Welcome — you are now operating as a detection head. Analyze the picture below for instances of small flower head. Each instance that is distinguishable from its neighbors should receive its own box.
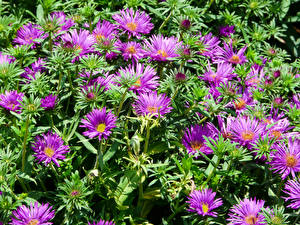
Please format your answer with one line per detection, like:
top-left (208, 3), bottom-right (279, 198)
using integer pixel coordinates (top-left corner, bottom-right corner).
top-left (32, 132), bottom-right (70, 167)
top-left (117, 41), bottom-right (146, 62)
top-left (132, 91), bottom-right (172, 117)
top-left (282, 178), bottom-right (300, 209)
top-left (112, 8), bottom-right (154, 38)
top-left (215, 41), bottom-right (247, 65)
top-left (227, 198), bottom-right (266, 225)
top-left (88, 220), bottom-right (115, 225)
top-left (14, 23), bottom-right (47, 48)
top-left (0, 90), bottom-right (24, 113)
top-left (41, 94), bottom-right (57, 110)
top-left (92, 19), bottom-right (117, 44)
top-left (180, 19), bottom-right (191, 30)
top-left (10, 202), bottom-right (55, 225)
top-left (186, 188), bottom-right (223, 217)
top-left (219, 25), bottom-right (235, 37)
top-left (80, 107), bottom-right (117, 141)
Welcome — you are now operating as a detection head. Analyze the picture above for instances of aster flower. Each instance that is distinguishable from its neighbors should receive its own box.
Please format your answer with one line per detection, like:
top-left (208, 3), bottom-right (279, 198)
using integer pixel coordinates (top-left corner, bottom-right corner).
top-left (10, 202), bottom-right (55, 225)
top-left (201, 62), bottom-right (234, 85)
top-left (245, 67), bottom-right (265, 88)
top-left (215, 41), bottom-right (247, 65)
top-left (196, 32), bottom-right (221, 59)
top-left (132, 91), bottom-right (172, 117)
top-left (40, 94), bottom-right (57, 110)
top-left (0, 90), bottom-right (24, 113)
top-left (21, 58), bottom-right (47, 81)
top-left (217, 115), bottom-right (235, 140)
top-left (144, 34), bottom-right (182, 61)
top-left (232, 91), bottom-right (255, 114)
top-left (268, 138), bottom-right (300, 180)
top-left (92, 19), bottom-right (117, 44)
top-left (32, 132), bottom-right (69, 167)
top-left (186, 188), bottom-right (223, 217)
top-left (112, 8), bottom-right (153, 38)
top-left (88, 220), bottom-right (115, 225)
top-left (282, 178), bottom-right (300, 209)
top-left (227, 198), bottom-right (266, 225)
top-left (219, 25), bottom-right (235, 37)
top-left (229, 116), bottom-right (265, 149)
top-left (182, 123), bottom-right (218, 156)
top-left (0, 52), bottom-right (15, 64)
top-left (14, 23), bottom-right (47, 48)
top-left (50, 11), bottom-right (75, 34)
top-left (117, 41), bottom-right (146, 62)
top-left (80, 107), bottom-right (117, 141)
top-left (114, 63), bottom-right (159, 93)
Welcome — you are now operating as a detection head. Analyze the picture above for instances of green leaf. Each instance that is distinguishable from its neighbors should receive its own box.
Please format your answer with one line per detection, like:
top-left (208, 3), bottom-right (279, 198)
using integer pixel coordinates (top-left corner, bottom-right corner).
top-left (280, 0), bottom-right (290, 20)
top-left (18, 172), bottom-right (37, 185)
top-left (36, 4), bottom-right (44, 21)
top-left (75, 132), bottom-right (97, 154)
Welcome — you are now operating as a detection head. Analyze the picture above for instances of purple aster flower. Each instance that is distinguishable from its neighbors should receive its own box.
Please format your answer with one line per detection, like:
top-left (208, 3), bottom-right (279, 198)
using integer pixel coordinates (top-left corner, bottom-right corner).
top-left (229, 116), bottom-right (265, 149)
top-left (282, 178), bottom-right (300, 209)
top-left (117, 41), bottom-right (146, 62)
top-left (291, 93), bottom-right (300, 109)
top-left (10, 202), bottom-right (55, 225)
top-left (50, 11), bottom-right (75, 34)
top-left (132, 91), bottom-right (172, 117)
top-left (219, 25), bottom-right (235, 37)
top-left (201, 62), bottom-right (234, 85)
top-left (114, 63), bottom-right (159, 93)
top-left (112, 8), bottom-right (154, 38)
top-left (232, 91), bottom-right (255, 114)
top-left (217, 115), bottom-right (235, 140)
top-left (0, 52), bottom-right (15, 64)
top-left (92, 19), bottom-right (117, 44)
top-left (32, 132), bottom-right (69, 167)
top-left (14, 23), bottom-right (47, 48)
top-left (215, 41), bottom-right (247, 65)
top-left (0, 90), bottom-right (24, 113)
top-left (182, 123), bottom-right (218, 156)
top-left (180, 19), bottom-right (191, 30)
top-left (196, 32), bottom-right (221, 59)
top-left (21, 58), bottom-right (47, 81)
top-left (186, 188), bottom-right (223, 217)
top-left (80, 107), bottom-right (117, 141)
top-left (144, 34), bottom-right (182, 61)
top-left (88, 220), bottom-right (115, 225)
top-left (227, 198), bottom-right (265, 225)
top-left (41, 94), bottom-right (57, 110)
top-left (268, 138), bottom-right (300, 180)
top-left (245, 67), bottom-right (265, 88)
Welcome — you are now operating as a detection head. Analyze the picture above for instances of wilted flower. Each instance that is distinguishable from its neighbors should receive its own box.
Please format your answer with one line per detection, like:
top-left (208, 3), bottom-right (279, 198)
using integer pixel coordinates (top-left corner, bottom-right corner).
top-left (41, 94), bottom-right (57, 110)
top-left (88, 220), bottom-right (115, 225)
top-left (0, 90), bottom-right (24, 113)
top-left (186, 188), bottom-right (223, 217)
top-left (227, 198), bottom-right (266, 225)
top-left (80, 107), bottom-right (117, 141)
top-left (282, 178), bottom-right (300, 209)
top-left (10, 202), bottom-right (55, 225)
top-left (112, 8), bottom-right (153, 38)
top-left (32, 131), bottom-right (69, 167)
top-left (14, 23), bottom-right (47, 48)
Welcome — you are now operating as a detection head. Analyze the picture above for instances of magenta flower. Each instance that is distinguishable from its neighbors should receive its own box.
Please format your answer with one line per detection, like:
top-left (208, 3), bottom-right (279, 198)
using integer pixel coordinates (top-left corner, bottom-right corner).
top-left (268, 138), bottom-right (300, 180)
top-left (215, 41), bottom-right (247, 65)
top-left (117, 41), bottom-right (146, 62)
top-left (132, 91), bottom-right (172, 117)
top-left (88, 220), bottom-right (115, 225)
top-left (201, 62), bottom-right (234, 85)
top-left (196, 32), bottom-right (221, 59)
top-left (32, 132), bottom-right (69, 167)
top-left (80, 107), bottom-right (117, 141)
top-left (92, 19), bottom-right (117, 44)
top-left (182, 123), bottom-right (218, 156)
top-left (0, 52), bottom-right (15, 64)
top-left (10, 202), bottom-right (55, 225)
top-left (144, 34), bottom-right (182, 61)
top-left (21, 58), bottom-right (47, 81)
top-left (219, 25), bottom-right (235, 37)
top-left (227, 198), bottom-right (266, 225)
top-left (50, 11), bottom-right (75, 34)
top-left (232, 91), bottom-right (255, 114)
top-left (186, 188), bottom-right (223, 217)
top-left (112, 8), bottom-right (153, 38)
top-left (0, 90), bottom-right (24, 113)
top-left (14, 23), bottom-right (47, 48)
top-left (282, 178), bottom-right (300, 209)
top-left (229, 116), bottom-right (265, 149)
top-left (41, 94), bottom-right (57, 110)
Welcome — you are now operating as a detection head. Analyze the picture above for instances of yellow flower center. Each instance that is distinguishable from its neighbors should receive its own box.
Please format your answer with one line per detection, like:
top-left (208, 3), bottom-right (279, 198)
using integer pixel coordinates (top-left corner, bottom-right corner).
top-left (271, 130), bottom-right (282, 139)
top-left (74, 45), bottom-right (81, 51)
top-left (147, 106), bottom-right (158, 114)
top-left (234, 98), bottom-right (246, 110)
top-left (286, 155), bottom-right (297, 168)
top-left (245, 215), bottom-right (258, 225)
top-left (44, 147), bottom-right (55, 158)
top-left (230, 54), bottom-right (240, 63)
top-left (202, 203), bottom-right (209, 213)
top-left (27, 219), bottom-right (39, 225)
top-left (95, 33), bottom-right (105, 43)
top-left (263, 118), bottom-right (271, 125)
top-left (210, 73), bottom-right (217, 79)
top-left (97, 123), bottom-right (106, 133)
top-left (190, 141), bottom-right (203, 152)
top-left (157, 49), bottom-right (168, 58)
top-left (241, 131), bottom-right (254, 141)
top-left (126, 22), bottom-right (137, 31)
top-left (126, 45), bottom-right (137, 54)
top-left (132, 78), bottom-right (141, 88)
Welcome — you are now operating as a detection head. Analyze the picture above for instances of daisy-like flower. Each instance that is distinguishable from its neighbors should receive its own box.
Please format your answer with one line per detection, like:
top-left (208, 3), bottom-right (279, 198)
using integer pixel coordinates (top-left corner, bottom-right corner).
top-left (0, 52), bottom-right (15, 64)
top-left (32, 132), bottom-right (69, 167)
top-left (219, 25), bottom-right (235, 37)
top-left (40, 94), bottom-right (57, 110)
top-left (232, 91), bottom-right (255, 114)
top-left (132, 91), bottom-right (172, 117)
top-left (117, 41), bottom-right (146, 62)
top-left (282, 178), bottom-right (300, 209)
top-left (14, 23), bottom-right (47, 48)
top-left (144, 34), bottom-right (182, 61)
top-left (186, 188), bottom-right (223, 217)
top-left (244, 66), bottom-right (265, 88)
top-left (215, 41), bottom-right (247, 65)
top-left (80, 107), bottom-right (117, 141)
top-left (229, 116), bottom-right (265, 149)
top-left (268, 138), bottom-right (300, 180)
top-left (114, 63), bottom-right (159, 93)
top-left (0, 90), bottom-right (24, 113)
top-left (112, 8), bottom-right (153, 38)
top-left (182, 123), bottom-right (218, 156)
top-left (201, 62), bottom-right (234, 85)
top-left (196, 32), bottom-right (221, 59)
top-left (227, 198), bottom-right (266, 225)
top-left (88, 220), bottom-right (115, 225)
top-left (21, 58), bottom-right (47, 81)
top-left (92, 19), bottom-right (117, 44)
top-left (50, 11), bottom-right (75, 34)
top-left (10, 202), bottom-right (55, 225)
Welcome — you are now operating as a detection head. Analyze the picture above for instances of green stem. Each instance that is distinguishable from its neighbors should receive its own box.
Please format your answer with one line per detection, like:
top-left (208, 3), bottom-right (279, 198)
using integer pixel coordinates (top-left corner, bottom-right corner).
top-left (56, 72), bottom-right (63, 95)
top-left (276, 178), bottom-right (285, 200)
top-left (159, 10), bottom-right (173, 31)
top-left (16, 176), bottom-right (28, 192)
top-left (137, 173), bottom-right (144, 210)
top-left (116, 88), bottom-right (128, 117)
top-left (143, 121), bottom-right (151, 154)
top-left (293, 209), bottom-right (300, 225)
top-left (94, 139), bottom-right (104, 170)
top-left (49, 32), bottom-right (53, 52)
top-left (39, 178), bottom-right (47, 192)
top-left (172, 87), bottom-right (179, 100)
top-left (21, 116), bottom-right (30, 172)
top-left (205, 156), bottom-right (220, 184)
top-left (167, 203), bottom-right (187, 223)
top-left (50, 163), bottom-right (59, 182)
top-left (216, 157), bottom-right (233, 192)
